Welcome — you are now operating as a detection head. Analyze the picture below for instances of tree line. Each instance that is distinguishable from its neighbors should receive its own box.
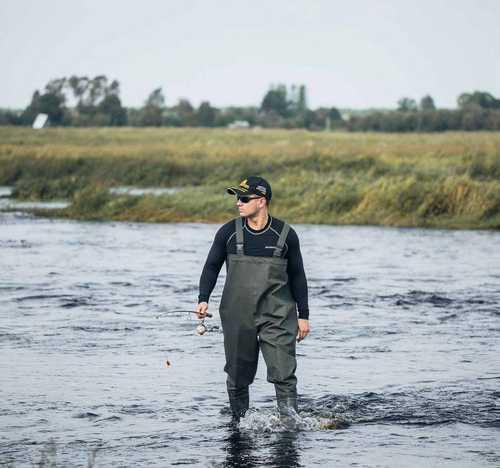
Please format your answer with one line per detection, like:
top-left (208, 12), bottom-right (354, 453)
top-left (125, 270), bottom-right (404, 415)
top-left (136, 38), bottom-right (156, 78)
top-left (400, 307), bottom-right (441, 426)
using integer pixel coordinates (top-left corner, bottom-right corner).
top-left (0, 75), bottom-right (499, 131)
top-left (346, 92), bottom-right (500, 132)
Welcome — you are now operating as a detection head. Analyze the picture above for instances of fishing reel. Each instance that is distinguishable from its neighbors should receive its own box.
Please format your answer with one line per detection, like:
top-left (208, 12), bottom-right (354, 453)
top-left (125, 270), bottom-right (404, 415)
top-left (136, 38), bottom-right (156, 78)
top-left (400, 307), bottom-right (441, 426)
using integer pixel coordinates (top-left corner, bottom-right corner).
top-left (196, 311), bottom-right (219, 335)
top-left (196, 320), bottom-right (208, 335)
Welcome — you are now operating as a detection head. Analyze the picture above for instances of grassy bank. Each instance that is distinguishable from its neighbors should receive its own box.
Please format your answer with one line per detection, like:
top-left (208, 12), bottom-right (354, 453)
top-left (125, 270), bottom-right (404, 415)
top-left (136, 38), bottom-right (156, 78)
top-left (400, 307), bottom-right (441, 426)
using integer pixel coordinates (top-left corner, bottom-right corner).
top-left (1, 126), bottom-right (500, 229)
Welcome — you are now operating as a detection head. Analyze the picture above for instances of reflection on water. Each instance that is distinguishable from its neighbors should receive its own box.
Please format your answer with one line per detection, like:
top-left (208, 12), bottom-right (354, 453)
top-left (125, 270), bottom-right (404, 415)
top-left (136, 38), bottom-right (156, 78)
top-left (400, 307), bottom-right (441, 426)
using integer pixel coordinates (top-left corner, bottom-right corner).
top-left (0, 186), bottom-right (12, 197)
top-left (0, 199), bottom-right (70, 210)
top-left (223, 429), bottom-right (301, 467)
top-left (0, 185), bottom-right (184, 214)
top-left (0, 186), bottom-right (69, 210)
top-left (108, 186), bottom-right (184, 196)
top-left (1, 214), bottom-right (499, 467)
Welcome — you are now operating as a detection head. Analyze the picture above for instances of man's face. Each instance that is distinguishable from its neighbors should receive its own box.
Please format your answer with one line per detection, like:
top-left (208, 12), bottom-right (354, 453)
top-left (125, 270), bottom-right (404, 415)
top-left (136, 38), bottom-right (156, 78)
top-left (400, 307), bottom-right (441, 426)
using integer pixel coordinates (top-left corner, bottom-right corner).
top-left (236, 195), bottom-right (266, 217)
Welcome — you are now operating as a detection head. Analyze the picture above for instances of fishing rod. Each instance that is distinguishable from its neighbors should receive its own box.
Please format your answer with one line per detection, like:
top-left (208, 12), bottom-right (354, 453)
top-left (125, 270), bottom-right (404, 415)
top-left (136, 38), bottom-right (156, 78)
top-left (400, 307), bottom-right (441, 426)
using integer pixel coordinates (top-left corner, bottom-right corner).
top-left (155, 308), bottom-right (213, 319)
top-left (155, 308), bottom-right (214, 335)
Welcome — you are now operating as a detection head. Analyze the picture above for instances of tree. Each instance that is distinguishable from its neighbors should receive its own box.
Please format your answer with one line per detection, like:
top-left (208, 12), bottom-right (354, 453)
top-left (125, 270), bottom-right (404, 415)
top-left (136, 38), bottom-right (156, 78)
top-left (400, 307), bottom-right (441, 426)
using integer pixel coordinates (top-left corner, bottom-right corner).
top-left (45, 78), bottom-right (67, 98)
top-left (141, 87), bottom-right (166, 126)
top-left (328, 107), bottom-right (342, 121)
top-left (173, 99), bottom-right (196, 126)
top-left (304, 108), bottom-right (329, 130)
top-left (22, 88), bottom-right (67, 125)
top-left (107, 79), bottom-right (120, 97)
top-left (68, 75), bottom-right (90, 106)
top-left (297, 85), bottom-right (308, 113)
top-left (261, 84), bottom-right (289, 117)
top-left (98, 94), bottom-right (127, 126)
top-left (197, 101), bottom-right (217, 127)
top-left (145, 87), bottom-right (165, 108)
top-left (38, 93), bottom-right (67, 124)
top-left (87, 75), bottom-right (109, 107)
top-left (397, 97), bottom-right (418, 112)
top-left (288, 84), bottom-right (308, 115)
top-left (462, 109), bottom-right (488, 130)
top-left (21, 90), bottom-right (41, 124)
top-left (458, 91), bottom-right (500, 110)
top-left (0, 108), bottom-right (21, 125)
top-left (66, 75), bottom-right (124, 125)
top-left (420, 95), bottom-right (436, 111)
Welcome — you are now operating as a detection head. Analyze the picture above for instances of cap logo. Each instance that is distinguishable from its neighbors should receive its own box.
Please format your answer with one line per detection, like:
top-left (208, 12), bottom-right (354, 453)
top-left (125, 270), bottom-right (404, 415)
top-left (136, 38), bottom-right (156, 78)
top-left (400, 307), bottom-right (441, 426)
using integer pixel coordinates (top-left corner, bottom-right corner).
top-left (256, 185), bottom-right (267, 194)
top-left (240, 179), bottom-right (249, 189)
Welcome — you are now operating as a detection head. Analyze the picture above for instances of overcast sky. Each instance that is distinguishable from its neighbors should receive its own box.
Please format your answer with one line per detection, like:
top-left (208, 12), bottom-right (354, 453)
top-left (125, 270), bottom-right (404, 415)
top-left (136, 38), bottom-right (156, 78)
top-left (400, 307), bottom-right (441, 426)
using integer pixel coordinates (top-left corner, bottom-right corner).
top-left (1, 0), bottom-right (499, 109)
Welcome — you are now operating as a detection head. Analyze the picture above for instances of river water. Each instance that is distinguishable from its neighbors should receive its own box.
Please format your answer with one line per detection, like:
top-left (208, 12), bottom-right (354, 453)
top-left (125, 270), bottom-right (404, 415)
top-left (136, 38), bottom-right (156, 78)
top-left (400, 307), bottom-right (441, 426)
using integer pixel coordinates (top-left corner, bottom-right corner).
top-left (1, 212), bottom-right (499, 467)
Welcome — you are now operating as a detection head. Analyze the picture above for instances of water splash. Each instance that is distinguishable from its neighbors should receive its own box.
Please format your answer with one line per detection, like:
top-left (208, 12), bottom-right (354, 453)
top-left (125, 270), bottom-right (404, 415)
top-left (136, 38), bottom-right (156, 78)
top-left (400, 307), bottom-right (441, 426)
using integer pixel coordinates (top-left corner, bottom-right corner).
top-left (238, 407), bottom-right (349, 433)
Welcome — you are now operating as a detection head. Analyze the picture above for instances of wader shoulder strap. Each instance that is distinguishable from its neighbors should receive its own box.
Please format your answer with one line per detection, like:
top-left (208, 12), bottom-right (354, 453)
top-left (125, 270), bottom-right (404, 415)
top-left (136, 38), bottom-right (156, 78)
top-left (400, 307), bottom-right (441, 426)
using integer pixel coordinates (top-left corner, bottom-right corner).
top-left (235, 217), bottom-right (244, 255)
top-left (273, 222), bottom-right (290, 257)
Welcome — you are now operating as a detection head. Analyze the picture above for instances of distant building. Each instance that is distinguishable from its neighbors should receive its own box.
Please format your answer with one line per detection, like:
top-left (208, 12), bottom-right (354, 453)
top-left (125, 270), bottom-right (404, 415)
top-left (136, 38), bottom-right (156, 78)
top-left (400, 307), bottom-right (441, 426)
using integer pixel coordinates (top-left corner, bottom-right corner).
top-left (340, 111), bottom-right (352, 121)
top-left (32, 113), bottom-right (49, 129)
top-left (227, 120), bottom-right (250, 129)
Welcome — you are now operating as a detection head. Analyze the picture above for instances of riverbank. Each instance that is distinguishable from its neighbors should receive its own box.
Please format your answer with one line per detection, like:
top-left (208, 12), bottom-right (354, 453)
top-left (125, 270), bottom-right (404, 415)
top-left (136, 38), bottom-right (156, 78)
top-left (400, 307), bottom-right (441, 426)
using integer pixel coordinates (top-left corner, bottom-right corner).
top-left (1, 127), bottom-right (499, 228)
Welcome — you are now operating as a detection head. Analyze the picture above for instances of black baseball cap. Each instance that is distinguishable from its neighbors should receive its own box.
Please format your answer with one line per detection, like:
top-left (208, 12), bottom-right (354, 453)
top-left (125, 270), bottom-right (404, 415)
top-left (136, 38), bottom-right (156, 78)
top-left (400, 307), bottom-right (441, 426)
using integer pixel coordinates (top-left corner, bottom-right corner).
top-left (227, 176), bottom-right (272, 201)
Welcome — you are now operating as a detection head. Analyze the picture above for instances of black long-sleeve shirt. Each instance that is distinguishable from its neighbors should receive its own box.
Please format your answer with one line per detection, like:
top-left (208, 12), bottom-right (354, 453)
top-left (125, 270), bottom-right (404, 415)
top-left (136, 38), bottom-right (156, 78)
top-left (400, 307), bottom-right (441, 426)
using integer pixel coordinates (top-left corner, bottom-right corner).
top-left (198, 216), bottom-right (309, 319)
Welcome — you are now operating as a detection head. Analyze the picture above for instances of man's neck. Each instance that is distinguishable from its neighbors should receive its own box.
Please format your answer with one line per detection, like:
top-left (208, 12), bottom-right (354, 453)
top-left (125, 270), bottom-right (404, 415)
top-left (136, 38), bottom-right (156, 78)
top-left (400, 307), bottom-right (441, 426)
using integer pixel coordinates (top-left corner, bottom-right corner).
top-left (246, 210), bottom-right (269, 231)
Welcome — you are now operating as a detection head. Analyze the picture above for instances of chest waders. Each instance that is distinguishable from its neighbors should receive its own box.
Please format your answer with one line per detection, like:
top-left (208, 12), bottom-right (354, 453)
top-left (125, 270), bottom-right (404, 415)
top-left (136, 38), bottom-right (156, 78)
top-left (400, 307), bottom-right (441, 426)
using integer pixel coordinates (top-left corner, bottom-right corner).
top-left (219, 217), bottom-right (299, 421)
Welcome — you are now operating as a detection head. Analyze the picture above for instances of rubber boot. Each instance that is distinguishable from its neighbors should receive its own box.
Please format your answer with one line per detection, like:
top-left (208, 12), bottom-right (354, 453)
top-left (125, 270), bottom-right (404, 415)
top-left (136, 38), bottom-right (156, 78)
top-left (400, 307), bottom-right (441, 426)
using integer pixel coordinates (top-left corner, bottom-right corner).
top-left (227, 378), bottom-right (249, 423)
top-left (277, 396), bottom-right (298, 430)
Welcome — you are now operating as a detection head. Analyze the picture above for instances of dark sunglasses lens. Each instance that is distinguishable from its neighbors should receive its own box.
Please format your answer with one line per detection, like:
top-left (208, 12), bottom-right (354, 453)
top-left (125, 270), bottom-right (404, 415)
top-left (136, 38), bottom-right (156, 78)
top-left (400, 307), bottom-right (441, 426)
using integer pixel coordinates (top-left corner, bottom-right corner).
top-left (238, 196), bottom-right (251, 203)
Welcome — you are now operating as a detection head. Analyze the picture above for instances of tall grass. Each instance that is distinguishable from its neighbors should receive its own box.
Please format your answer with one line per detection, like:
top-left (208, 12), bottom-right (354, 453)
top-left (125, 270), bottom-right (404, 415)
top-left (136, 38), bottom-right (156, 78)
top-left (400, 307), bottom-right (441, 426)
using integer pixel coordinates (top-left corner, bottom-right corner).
top-left (1, 127), bottom-right (499, 229)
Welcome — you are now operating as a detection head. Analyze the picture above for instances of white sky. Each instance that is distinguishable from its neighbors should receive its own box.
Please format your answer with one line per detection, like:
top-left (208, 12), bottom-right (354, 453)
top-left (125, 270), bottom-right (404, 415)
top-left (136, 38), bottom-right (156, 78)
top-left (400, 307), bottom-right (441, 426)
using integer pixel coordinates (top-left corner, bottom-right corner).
top-left (1, 0), bottom-right (499, 109)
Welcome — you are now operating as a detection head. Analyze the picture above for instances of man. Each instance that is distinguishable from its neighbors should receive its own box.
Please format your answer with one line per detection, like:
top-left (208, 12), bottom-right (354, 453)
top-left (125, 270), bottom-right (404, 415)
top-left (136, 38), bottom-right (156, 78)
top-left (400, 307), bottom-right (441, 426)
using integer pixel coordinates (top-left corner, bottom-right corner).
top-left (196, 176), bottom-right (310, 422)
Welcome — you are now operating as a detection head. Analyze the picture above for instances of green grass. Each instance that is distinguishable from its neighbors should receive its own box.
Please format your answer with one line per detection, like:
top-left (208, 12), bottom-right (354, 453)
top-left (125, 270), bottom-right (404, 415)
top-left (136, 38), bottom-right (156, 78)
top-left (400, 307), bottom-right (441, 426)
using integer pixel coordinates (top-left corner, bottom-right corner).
top-left (1, 126), bottom-right (500, 229)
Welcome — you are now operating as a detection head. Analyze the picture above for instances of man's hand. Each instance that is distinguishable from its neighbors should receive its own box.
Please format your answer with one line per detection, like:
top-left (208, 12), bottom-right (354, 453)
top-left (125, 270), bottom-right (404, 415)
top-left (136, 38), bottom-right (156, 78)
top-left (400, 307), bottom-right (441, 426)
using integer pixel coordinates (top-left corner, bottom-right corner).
top-left (297, 319), bottom-right (310, 342)
top-left (196, 302), bottom-right (209, 319)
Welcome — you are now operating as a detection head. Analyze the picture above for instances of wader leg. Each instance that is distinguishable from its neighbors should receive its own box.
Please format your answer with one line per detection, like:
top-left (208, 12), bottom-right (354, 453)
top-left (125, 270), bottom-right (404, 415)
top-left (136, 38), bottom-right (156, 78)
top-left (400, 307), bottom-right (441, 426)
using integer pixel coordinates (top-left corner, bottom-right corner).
top-left (258, 321), bottom-right (298, 413)
top-left (222, 326), bottom-right (259, 388)
top-left (226, 376), bottom-right (249, 422)
top-left (222, 327), bottom-right (259, 422)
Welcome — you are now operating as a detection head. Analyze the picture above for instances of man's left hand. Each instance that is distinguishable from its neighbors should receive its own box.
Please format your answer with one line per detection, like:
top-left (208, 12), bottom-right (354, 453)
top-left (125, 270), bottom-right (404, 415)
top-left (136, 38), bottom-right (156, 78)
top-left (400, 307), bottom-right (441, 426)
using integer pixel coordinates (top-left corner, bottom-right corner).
top-left (297, 319), bottom-right (310, 342)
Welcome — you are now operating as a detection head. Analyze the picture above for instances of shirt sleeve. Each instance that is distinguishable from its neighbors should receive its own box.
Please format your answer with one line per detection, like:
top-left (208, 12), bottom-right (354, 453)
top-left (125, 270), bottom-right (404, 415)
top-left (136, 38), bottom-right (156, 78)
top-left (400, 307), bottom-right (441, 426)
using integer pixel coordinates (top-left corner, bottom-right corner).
top-left (198, 224), bottom-right (229, 303)
top-left (285, 227), bottom-right (310, 319)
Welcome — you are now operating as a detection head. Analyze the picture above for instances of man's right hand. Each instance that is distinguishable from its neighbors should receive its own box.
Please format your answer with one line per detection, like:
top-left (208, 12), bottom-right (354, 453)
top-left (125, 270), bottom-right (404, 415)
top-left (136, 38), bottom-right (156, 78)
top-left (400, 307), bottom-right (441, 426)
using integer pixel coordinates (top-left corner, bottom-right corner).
top-left (196, 302), bottom-right (209, 319)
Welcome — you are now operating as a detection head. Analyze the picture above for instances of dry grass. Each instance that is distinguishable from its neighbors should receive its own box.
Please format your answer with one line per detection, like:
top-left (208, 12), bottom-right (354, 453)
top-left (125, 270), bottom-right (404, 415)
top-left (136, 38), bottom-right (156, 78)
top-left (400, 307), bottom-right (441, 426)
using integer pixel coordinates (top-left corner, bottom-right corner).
top-left (1, 126), bottom-right (499, 229)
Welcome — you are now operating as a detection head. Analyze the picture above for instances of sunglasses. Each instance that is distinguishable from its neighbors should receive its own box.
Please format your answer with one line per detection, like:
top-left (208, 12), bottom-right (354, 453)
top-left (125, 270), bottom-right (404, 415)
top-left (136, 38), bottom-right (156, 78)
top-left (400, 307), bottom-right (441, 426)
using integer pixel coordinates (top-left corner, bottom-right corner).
top-left (237, 195), bottom-right (263, 203)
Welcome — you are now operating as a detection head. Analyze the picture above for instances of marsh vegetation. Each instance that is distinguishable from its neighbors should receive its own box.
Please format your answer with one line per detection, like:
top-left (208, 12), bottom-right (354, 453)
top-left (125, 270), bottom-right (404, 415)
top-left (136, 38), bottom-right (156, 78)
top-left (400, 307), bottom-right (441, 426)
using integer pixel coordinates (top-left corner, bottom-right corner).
top-left (1, 127), bottom-right (499, 228)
